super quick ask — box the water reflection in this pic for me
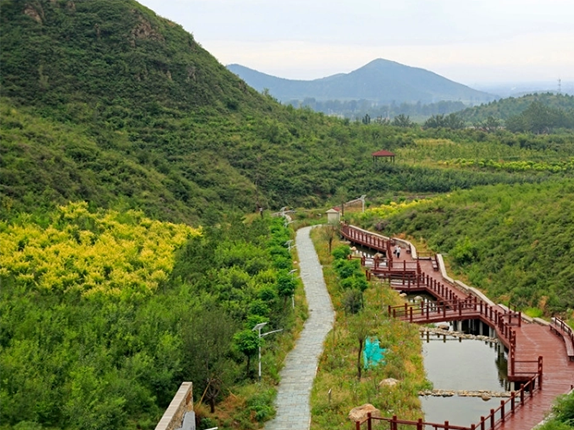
[420,333,509,426]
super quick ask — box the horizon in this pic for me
[137,0,574,88]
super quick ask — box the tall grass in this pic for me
[309,227,429,429]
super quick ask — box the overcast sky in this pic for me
[138,0,574,86]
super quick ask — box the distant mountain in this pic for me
[227,59,496,105]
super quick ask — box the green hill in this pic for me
[459,93,574,123]
[0,0,540,223]
[356,181,574,314]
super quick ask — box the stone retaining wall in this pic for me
[155,382,193,430]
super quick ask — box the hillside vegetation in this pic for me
[355,180,574,315]
[2,0,574,429]
[0,204,300,430]
[2,1,572,222]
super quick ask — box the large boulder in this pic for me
[348,404,381,422]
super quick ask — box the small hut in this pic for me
[326,208,340,224]
[371,150,395,163]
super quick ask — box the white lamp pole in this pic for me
[252,322,283,382]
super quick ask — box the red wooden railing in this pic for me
[387,297,525,380]
[550,316,574,360]
[355,361,542,430]
[340,224,390,254]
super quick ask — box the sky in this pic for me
[138,0,574,87]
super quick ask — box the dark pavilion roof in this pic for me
[371,150,395,157]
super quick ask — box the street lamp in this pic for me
[359,194,366,213]
[252,322,283,382]
[288,269,298,309]
[285,240,296,252]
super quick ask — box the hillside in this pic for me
[227,60,496,105]
[0,0,537,224]
[355,181,574,314]
[459,93,574,123]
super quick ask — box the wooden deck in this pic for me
[343,224,574,429]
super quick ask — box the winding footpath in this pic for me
[265,226,335,430]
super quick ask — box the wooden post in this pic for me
[490,410,495,428]
[392,415,398,430]
[539,356,543,390]
[500,400,505,422]
[367,412,372,430]
[409,306,413,323]
[444,421,449,430]
[417,418,423,430]
[355,419,361,430]
[520,385,525,405]
[480,416,485,430]
[511,391,515,413]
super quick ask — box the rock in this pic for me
[348,404,381,422]
[414,295,423,302]
[399,293,407,297]
[436,322,450,330]
[481,393,491,401]
[379,378,399,387]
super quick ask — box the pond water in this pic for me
[420,333,509,427]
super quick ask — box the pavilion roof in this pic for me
[371,150,395,157]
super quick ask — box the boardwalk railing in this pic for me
[387,296,525,381]
[341,224,390,253]
[550,316,574,360]
[355,361,542,430]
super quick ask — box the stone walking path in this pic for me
[265,226,335,430]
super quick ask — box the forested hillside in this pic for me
[459,93,574,130]
[0,204,299,429]
[355,181,574,315]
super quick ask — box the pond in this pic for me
[420,332,509,427]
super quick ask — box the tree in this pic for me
[276,273,296,307]
[320,224,338,254]
[233,329,261,376]
[182,308,238,413]
[392,114,413,127]
[348,312,375,380]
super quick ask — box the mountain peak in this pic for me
[227,60,495,104]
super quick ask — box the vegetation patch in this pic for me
[309,228,429,429]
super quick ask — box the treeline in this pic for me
[355,180,574,315]
[289,98,467,120]
[459,93,574,123]
[0,205,298,430]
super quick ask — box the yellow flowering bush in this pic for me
[0,202,200,297]
[361,200,424,220]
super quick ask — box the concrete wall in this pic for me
[155,382,193,430]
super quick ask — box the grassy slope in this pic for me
[355,180,574,315]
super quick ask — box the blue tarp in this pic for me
[363,337,386,369]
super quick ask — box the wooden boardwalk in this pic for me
[342,224,574,430]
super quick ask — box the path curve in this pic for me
[265,226,335,430]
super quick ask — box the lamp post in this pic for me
[252,322,283,382]
[285,240,296,252]
[288,269,298,309]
